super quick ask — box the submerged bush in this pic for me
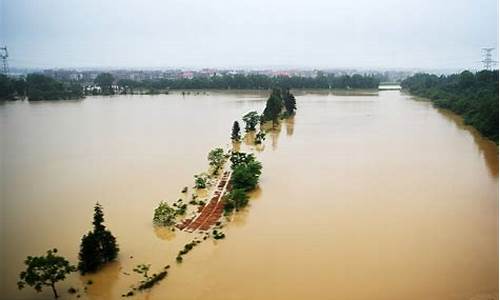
[153,202,176,226]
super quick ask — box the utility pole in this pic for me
[0,46,8,74]
[481,47,497,70]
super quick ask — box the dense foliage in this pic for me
[242,111,260,131]
[262,88,284,123]
[95,73,115,95]
[230,152,262,191]
[0,74,82,101]
[0,74,25,99]
[208,148,226,175]
[401,70,499,142]
[78,203,119,274]
[131,73,380,91]
[18,249,76,299]
[152,202,177,226]
[26,74,82,101]
[283,88,297,116]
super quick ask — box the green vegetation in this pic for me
[194,173,209,189]
[255,130,266,144]
[231,121,241,141]
[115,73,380,91]
[94,73,115,95]
[262,88,284,124]
[242,111,260,131]
[78,203,119,274]
[122,264,169,297]
[132,264,169,290]
[176,240,201,263]
[18,249,76,299]
[401,70,499,142]
[224,151,262,213]
[172,199,188,215]
[226,188,249,211]
[153,201,177,226]
[1,73,82,101]
[0,74,26,100]
[212,230,225,240]
[283,88,297,116]
[207,148,226,175]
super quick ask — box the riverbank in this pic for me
[401,71,498,143]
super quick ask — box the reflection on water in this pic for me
[285,116,295,136]
[0,91,497,300]
[153,226,176,241]
[82,260,121,300]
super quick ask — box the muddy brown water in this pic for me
[0,90,498,300]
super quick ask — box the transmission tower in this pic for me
[481,47,497,70]
[0,46,8,74]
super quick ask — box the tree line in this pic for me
[0,74,83,101]
[135,73,380,91]
[1,72,381,100]
[401,70,499,142]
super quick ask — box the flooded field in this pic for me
[1,90,498,300]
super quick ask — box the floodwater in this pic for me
[0,90,498,300]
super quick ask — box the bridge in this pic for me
[378,82,401,91]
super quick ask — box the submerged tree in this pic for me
[78,203,119,274]
[282,89,297,116]
[153,202,177,226]
[231,121,241,141]
[18,249,76,299]
[208,148,225,175]
[262,88,284,124]
[255,130,266,144]
[242,111,260,132]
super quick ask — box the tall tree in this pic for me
[231,121,241,141]
[262,88,284,124]
[18,249,76,299]
[78,203,119,274]
[282,89,297,116]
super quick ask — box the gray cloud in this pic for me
[2,0,498,69]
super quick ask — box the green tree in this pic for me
[231,160,262,191]
[153,201,177,226]
[230,151,256,168]
[78,203,119,274]
[282,89,297,116]
[94,73,114,95]
[231,121,241,141]
[242,111,260,131]
[262,88,284,124]
[0,74,15,99]
[78,232,101,274]
[208,148,225,174]
[18,249,76,299]
[229,188,249,210]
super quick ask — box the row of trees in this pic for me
[1,72,380,100]
[401,70,499,142]
[0,74,83,101]
[136,73,380,91]
[18,203,119,298]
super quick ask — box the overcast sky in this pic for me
[1,0,498,70]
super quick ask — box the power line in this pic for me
[0,46,8,74]
[481,47,497,70]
